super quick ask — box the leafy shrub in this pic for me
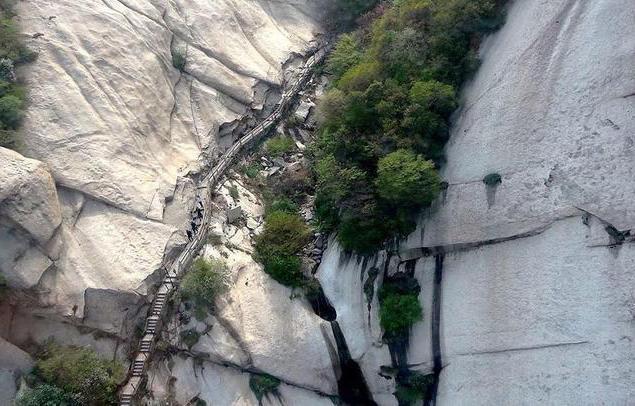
[172,48,187,71]
[16,384,74,406]
[180,328,201,349]
[379,275,422,341]
[395,372,434,405]
[228,185,240,200]
[0,128,17,148]
[35,344,124,405]
[483,172,502,186]
[379,292,422,338]
[180,258,229,309]
[206,233,223,246]
[327,33,364,81]
[241,162,261,179]
[375,149,441,207]
[265,135,295,157]
[267,197,298,215]
[0,273,7,298]
[0,93,22,128]
[255,211,311,288]
[249,373,280,401]
[312,0,506,253]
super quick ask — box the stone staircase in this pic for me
[118,43,329,406]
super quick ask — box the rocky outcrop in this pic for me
[1,0,329,352]
[317,0,635,404]
[0,337,33,405]
[145,178,339,404]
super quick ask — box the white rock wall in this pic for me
[1,0,329,341]
[318,0,635,405]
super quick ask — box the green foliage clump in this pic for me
[312,0,506,252]
[395,372,434,405]
[267,197,298,215]
[17,384,74,406]
[0,273,7,299]
[180,257,229,309]
[0,2,35,149]
[483,172,502,186]
[180,328,201,349]
[254,210,311,288]
[241,162,262,179]
[325,0,380,30]
[228,184,240,200]
[172,48,186,71]
[35,344,124,405]
[379,275,422,341]
[265,135,295,157]
[249,373,280,401]
[375,149,440,207]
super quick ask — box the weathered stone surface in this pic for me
[403,0,635,251]
[1,0,328,336]
[0,337,33,406]
[317,239,396,404]
[0,147,61,244]
[435,216,635,404]
[148,355,334,405]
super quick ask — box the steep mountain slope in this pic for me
[0,0,329,381]
[318,0,635,404]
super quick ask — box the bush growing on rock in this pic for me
[180,328,201,349]
[375,149,441,207]
[34,344,124,405]
[265,135,295,156]
[249,373,280,401]
[395,371,434,405]
[483,172,502,186]
[180,257,230,310]
[0,2,36,149]
[0,273,7,298]
[16,384,74,406]
[255,210,311,288]
[379,275,422,341]
[312,0,506,253]
[171,48,187,71]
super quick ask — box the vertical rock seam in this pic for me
[429,253,444,406]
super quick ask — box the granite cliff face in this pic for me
[317,0,635,404]
[2,0,634,404]
[0,0,329,381]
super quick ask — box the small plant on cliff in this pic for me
[180,328,201,349]
[34,343,124,405]
[228,184,240,200]
[0,2,37,150]
[17,384,75,406]
[395,371,434,405]
[0,273,7,299]
[379,275,422,342]
[265,135,295,157]
[254,210,311,288]
[180,257,230,310]
[249,373,280,401]
[483,172,502,186]
[172,48,187,72]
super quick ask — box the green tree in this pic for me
[375,149,440,207]
[36,344,124,405]
[327,33,363,80]
[249,374,280,401]
[17,384,75,406]
[255,211,311,287]
[0,93,22,129]
[180,257,229,309]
